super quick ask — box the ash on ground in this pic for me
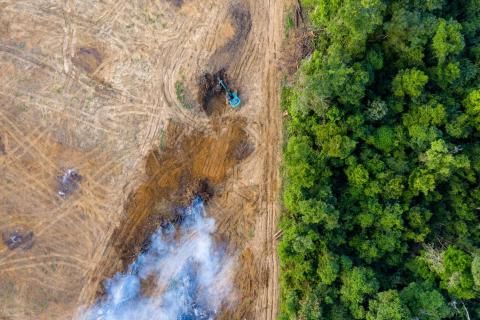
[58,169,82,198]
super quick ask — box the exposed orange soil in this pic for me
[83,118,252,299]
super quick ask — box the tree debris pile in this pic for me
[280,28,314,75]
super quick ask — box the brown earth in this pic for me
[0,0,284,319]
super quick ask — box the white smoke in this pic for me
[77,197,233,320]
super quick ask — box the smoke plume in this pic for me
[78,197,233,320]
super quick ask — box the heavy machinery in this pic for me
[218,79,241,108]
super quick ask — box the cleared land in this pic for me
[0,0,283,319]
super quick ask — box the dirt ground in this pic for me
[0,0,284,319]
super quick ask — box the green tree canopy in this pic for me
[280,1,480,318]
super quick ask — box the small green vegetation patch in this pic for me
[175,80,193,109]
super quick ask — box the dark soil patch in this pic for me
[197,179,215,201]
[166,0,183,7]
[225,4,252,53]
[0,135,5,155]
[228,138,254,161]
[72,47,102,74]
[208,3,252,70]
[198,69,228,116]
[205,95,227,117]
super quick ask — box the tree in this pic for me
[283,135,319,214]
[414,0,446,11]
[372,125,396,153]
[384,7,437,66]
[472,254,480,289]
[345,164,369,187]
[340,267,379,319]
[463,89,480,130]
[400,282,452,320]
[404,206,432,243]
[432,19,465,64]
[317,250,339,285]
[299,46,370,107]
[420,139,455,179]
[433,61,461,89]
[308,0,386,56]
[366,99,388,121]
[298,289,323,319]
[366,290,410,320]
[440,246,475,300]
[392,68,428,98]
[408,168,436,196]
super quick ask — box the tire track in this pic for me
[250,0,283,318]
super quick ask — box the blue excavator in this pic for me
[218,78,241,108]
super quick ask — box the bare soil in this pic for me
[0,0,284,319]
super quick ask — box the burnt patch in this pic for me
[2,230,34,250]
[57,169,82,198]
[177,173,215,205]
[197,179,214,202]
[72,47,103,74]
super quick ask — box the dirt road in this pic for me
[0,0,283,319]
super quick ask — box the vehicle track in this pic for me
[244,0,283,318]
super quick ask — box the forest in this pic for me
[279,0,480,319]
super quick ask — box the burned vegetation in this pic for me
[57,169,82,198]
[2,230,34,251]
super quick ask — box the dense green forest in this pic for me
[279,0,480,319]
